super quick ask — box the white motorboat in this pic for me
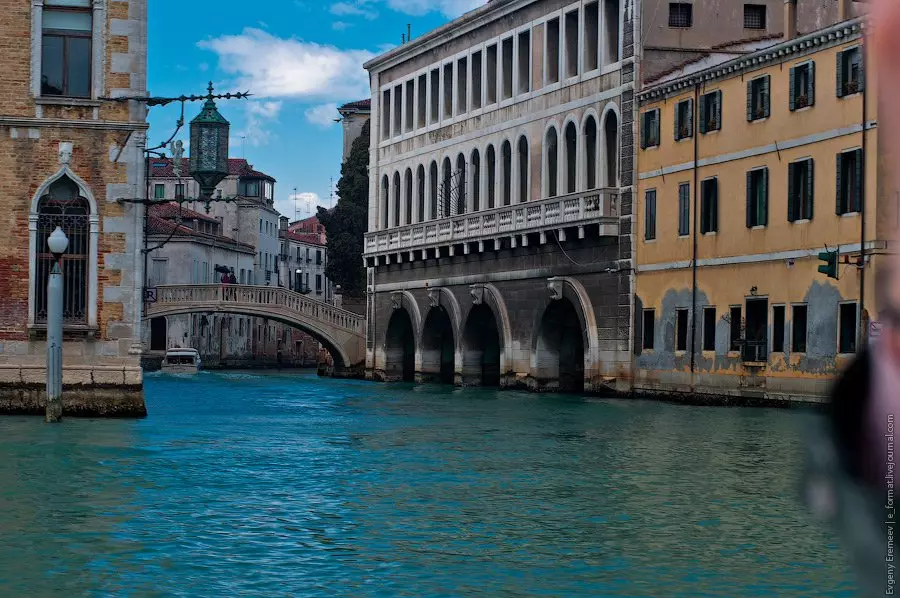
[161,348,202,374]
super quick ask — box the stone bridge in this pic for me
[145,285,366,374]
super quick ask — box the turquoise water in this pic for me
[0,371,855,596]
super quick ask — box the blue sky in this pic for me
[148,0,486,219]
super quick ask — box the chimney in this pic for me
[784,0,797,40]
[837,0,852,22]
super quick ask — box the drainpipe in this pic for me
[690,82,700,374]
[858,40,868,349]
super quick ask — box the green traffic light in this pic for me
[817,250,838,279]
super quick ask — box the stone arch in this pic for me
[392,171,401,227]
[460,283,514,387]
[419,286,462,384]
[542,120,560,198]
[581,110,600,190]
[530,277,600,393]
[516,134,529,203]
[385,307,416,382]
[380,174,389,228]
[500,138,513,206]
[470,148,481,212]
[485,143,497,209]
[563,117,579,194]
[600,101,621,188]
[29,166,99,328]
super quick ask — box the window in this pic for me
[837,47,863,97]
[546,128,558,198]
[405,79,415,131]
[154,184,165,199]
[640,109,660,149]
[240,179,260,197]
[472,150,481,211]
[584,2,599,72]
[316,274,323,293]
[546,18,560,84]
[35,177,89,324]
[175,183,185,200]
[642,309,655,350]
[790,62,815,110]
[836,149,863,215]
[839,302,858,354]
[676,308,689,352]
[417,164,426,221]
[41,4,92,98]
[564,122,577,194]
[486,45,498,104]
[743,4,766,29]
[773,305,786,353]
[699,90,721,134]
[644,189,657,240]
[517,31,530,94]
[603,0,620,65]
[792,305,808,353]
[788,158,814,222]
[501,37,514,100]
[441,66,452,120]
[471,52,482,110]
[746,167,768,228]
[316,249,322,265]
[265,181,273,200]
[701,178,718,234]
[703,307,717,351]
[502,141,512,206]
[564,10,579,78]
[429,69,440,123]
[585,116,598,189]
[747,76,770,121]
[678,183,690,236]
[729,306,743,351]
[674,98,693,141]
[417,74,427,127]
[517,137,528,203]
[486,146,496,209]
[381,89,391,139]
[456,154,467,215]
[457,57,467,115]
[393,84,403,135]
[669,3,692,27]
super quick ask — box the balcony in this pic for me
[363,188,619,263]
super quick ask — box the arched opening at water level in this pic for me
[421,307,456,384]
[150,316,167,351]
[462,304,501,386]
[535,299,585,393]
[384,308,415,382]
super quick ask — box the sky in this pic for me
[147,0,487,220]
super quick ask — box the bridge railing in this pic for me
[151,285,365,335]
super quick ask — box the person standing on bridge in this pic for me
[228,269,237,284]
[220,271,230,285]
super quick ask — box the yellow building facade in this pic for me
[634,18,888,402]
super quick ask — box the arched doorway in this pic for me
[385,308,415,382]
[150,316,167,351]
[462,304,501,387]
[421,307,456,384]
[535,299,585,393]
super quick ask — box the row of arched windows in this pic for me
[379,110,619,229]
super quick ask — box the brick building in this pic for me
[0,0,148,415]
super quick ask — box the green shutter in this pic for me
[854,148,863,212]
[836,50,845,97]
[712,178,718,232]
[747,80,753,121]
[686,99,693,137]
[762,76,770,118]
[808,61,816,106]
[762,168,768,226]
[806,159,815,220]
[746,171,753,228]
[835,152,843,214]
[858,52,865,92]
[715,91,722,130]
[640,113,647,149]
[699,95,707,134]
[789,66,796,111]
[653,110,660,145]
[675,103,681,140]
[788,162,796,222]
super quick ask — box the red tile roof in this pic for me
[147,215,255,251]
[280,229,326,246]
[150,202,219,224]
[338,99,371,113]
[148,157,276,181]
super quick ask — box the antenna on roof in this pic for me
[402,33,406,44]
[240,135,246,159]
[407,24,411,42]
[293,187,299,221]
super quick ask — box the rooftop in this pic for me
[146,213,255,252]
[338,99,371,114]
[148,157,276,182]
[281,229,326,247]
[150,202,219,224]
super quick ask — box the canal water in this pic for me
[0,371,855,596]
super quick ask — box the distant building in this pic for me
[634,16,883,402]
[337,99,371,162]
[279,217,331,301]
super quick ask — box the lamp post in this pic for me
[295,269,302,293]
[46,226,68,423]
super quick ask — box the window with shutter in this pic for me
[644,189,657,240]
[762,75,770,118]
[790,63,813,111]
[788,162,797,222]
[748,77,768,121]
[675,99,692,141]
[747,168,768,227]
[678,183,690,236]
[837,149,863,214]
[838,48,863,97]
[641,110,660,148]
[701,178,718,234]
[699,91,721,134]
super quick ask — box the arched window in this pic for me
[417,165,426,223]
[456,153,467,215]
[565,121,577,194]
[603,110,619,187]
[517,136,529,203]
[584,116,598,190]
[36,176,89,324]
[545,127,558,198]
[486,145,496,209]
[471,149,481,212]
[442,157,452,218]
[393,171,401,227]
[404,168,413,225]
[501,140,512,206]
[381,175,389,228]
[429,161,438,220]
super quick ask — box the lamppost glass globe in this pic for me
[47,226,69,256]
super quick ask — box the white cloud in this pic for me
[330,1,378,19]
[231,100,283,148]
[197,28,374,102]
[385,0,484,18]
[275,192,324,220]
[332,21,352,31]
[304,103,340,128]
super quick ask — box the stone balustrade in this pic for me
[364,188,619,262]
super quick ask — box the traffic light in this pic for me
[817,249,838,279]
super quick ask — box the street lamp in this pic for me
[46,226,68,423]
[189,82,230,203]
[295,269,302,293]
